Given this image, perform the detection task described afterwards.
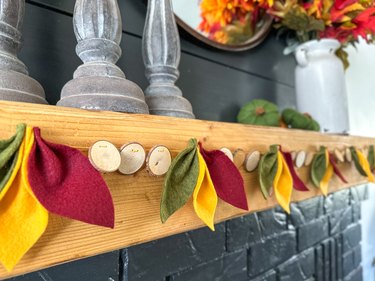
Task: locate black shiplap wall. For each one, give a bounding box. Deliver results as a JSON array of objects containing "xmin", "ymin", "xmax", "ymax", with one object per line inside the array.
[
  {"xmin": 6, "ymin": 1, "xmax": 363, "ymax": 281},
  {"xmin": 21, "ymin": 0, "xmax": 295, "ymax": 121}
]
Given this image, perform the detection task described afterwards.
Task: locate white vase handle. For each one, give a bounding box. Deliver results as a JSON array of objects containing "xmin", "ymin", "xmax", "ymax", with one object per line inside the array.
[{"xmin": 296, "ymin": 48, "xmax": 308, "ymax": 67}]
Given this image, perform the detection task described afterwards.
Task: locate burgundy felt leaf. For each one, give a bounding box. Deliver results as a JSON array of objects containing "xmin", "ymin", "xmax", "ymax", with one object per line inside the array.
[
  {"xmin": 281, "ymin": 150, "xmax": 309, "ymax": 192},
  {"xmin": 199, "ymin": 143, "xmax": 248, "ymax": 211},
  {"xmin": 329, "ymin": 153, "xmax": 348, "ymax": 183},
  {"xmin": 28, "ymin": 127, "xmax": 115, "ymax": 228}
]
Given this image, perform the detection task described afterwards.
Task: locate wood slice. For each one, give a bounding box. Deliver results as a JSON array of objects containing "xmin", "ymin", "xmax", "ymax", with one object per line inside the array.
[
  {"xmin": 233, "ymin": 148, "xmax": 246, "ymax": 168},
  {"xmin": 89, "ymin": 140, "xmax": 121, "ymax": 173},
  {"xmin": 220, "ymin": 147, "xmax": 233, "ymax": 161},
  {"xmin": 304, "ymin": 152, "xmax": 314, "ymax": 166},
  {"xmin": 146, "ymin": 145, "xmax": 172, "ymax": 176},
  {"xmin": 345, "ymin": 147, "xmax": 352, "ymax": 162},
  {"xmin": 295, "ymin": 151, "xmax": 306, "ymax": 168},
  {"xmin": 245, "ymin": 151, "xmax": 260, "ymax": 172},
  {"xmin": 334, "ymin": 149, "xmax": 345, "ymax": 163},
  {"xmin": 118, "ymin": 142, "xmax": 146, "ymax": 175}
]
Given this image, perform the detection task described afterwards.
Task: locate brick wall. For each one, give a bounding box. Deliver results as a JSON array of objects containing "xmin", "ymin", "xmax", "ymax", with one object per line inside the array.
[{"xmin": 122, "ymin": 185, "xmax": 368, "ymax": 281}]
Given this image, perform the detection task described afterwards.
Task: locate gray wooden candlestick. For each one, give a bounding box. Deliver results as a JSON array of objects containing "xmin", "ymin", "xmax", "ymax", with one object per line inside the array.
[
  {"xmin": 58, "ymin": 0, "xmax": 149, "ymax": 114},
  {"xmin": 142, "ymin": 0, "xmax": 194, "ymax": 119},
  {"xmin": 0, "ymin": 0, "xmax": 47, "ymax": 104}
]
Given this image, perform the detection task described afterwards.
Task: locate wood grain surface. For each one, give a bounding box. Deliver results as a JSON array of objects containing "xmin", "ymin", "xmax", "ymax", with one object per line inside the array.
[{"xmin": 0, "ymin": 101, "xmax": 373, "ymax": 278}]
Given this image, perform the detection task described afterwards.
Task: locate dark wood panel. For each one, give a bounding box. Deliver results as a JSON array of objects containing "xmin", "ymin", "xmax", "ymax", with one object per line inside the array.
[
  {"xmin": 20, "ymin": 4, "xmax": 295, "ymax": 122},
  {"xmin": 20, "ymin": 3, "xmax": 80, "ymax": 105},
  {"xmin": 27, "ymin": 0, "xmax": 296, "ymax": 86},
  {"xmin": 6, "ymin": 251, "xmax": 120, "ymax": 281},
  {"xmin": 26, "ymin": 0, "xmax": 75, "ymax": 14}
]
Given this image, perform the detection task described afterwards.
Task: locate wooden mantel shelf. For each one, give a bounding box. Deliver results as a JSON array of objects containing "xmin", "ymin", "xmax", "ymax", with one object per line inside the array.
[{"xmin": 0, "ymin": 101, "xmax": 373, "ymax": 278}]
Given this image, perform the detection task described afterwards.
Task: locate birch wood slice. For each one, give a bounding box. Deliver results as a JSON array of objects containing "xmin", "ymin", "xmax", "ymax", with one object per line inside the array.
[
  {"xmin": 146, "ymin": 145, "xmax": 172, "ymax": 176},
  {"xmin": 245, "ymin": 151, "xmax": 260, "ymax": 172},
  {"xmin": 118, "ymin": 142, "xmax": 146, "ymax": 175},
  {"xmin": 89, "ymin": 140, "xmax": 121, "ymax": 173},
  {"xmin": 345, "ymin": 148, "xmax": 352, "ymax": 162},
  {"xmin": 233, "ymin": 148, "xmax": 246, "ymax": 168},
  {"xmin": 304, "ymin": 152, "xmax": 314, "ymax": 166},
  {"xmin": 334, "ymin": 149, "xmax": 345, "ymax": 163},
  {"xmin": 220, "ymin": 147, "xmax": 233, "ymax": 161},
  {"xmin": 295, "ymin": 151, "xmax": 306, "ymax": 168}
]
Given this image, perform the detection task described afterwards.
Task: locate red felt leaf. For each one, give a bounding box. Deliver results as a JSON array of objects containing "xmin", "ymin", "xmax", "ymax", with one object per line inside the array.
[
  {"xmin": 280, "ymin": 150, "xmax": 309, "ymax": 192},
  {"xmin": 199, "ymin": 143, "xmax": 248, "ymax": 211},
  {"xmin": 329, "ymin": 153, "xmax": 348, "ymax": 184},
  {"xmin": 28, "ymin": 127, "xmax": 115, "ymax": 228}
]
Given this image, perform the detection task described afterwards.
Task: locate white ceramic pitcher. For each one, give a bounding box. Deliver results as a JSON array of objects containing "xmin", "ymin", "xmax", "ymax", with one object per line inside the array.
[{"xmin": 295, "ymin": 39, "xmax": 349, "ymax": 134}]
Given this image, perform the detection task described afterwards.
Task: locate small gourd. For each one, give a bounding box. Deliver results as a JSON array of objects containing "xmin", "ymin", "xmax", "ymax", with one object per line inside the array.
[
  {"xmin": 282, "ymin": 109, "xmax": 320, "ymax": 131},
  {"xmin": 237, "ymin": 99, "xmax": 280, "ymax": 127}
]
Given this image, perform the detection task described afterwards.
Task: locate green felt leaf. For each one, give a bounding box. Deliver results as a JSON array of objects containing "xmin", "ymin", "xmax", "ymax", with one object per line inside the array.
[
  {"xmin": 368, "ymin": 145, "xmax": 374, "ymax": 171},
  {"xmin": 350, "ymin": 146, "xmax": 367, "ymax": 176},
  {"xmin": 311, "ymin": 147, "xmax": 327, "ymax": 188},
  {"xmin": 282, "ymin": 108, "xmax": 320, "ymax": 131},
  {"xmin": 0, "ymin": 123, "xmax": 25, "ymax": 170},
  {"xmin": 259, "ymin": 145, "xmax": 279, "ymax": 199},
  {"xmin": 0, "ymin": 151, "xmax": 18, "ymax": 194},
  {"xmin": 160, "ymin": 138, "xmax": 199, "ymax": 223},
  {"xmin": 237, "ymin": 99, "xmax": 280, "ymax": 127}
]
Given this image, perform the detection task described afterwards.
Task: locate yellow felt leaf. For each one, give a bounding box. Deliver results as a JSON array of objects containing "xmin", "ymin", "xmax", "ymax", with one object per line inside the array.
[
  {"xmin": 274, "ymin": 151, "xmax": 293, "ymax": 214},
  {"xmin": 356, "ymin": 149, "xmax": 375, "ymax": 183},
  {"xmin": 319, "ymin": 149, "xmax": 333, "ymax": 196},
  {"xmin": 193, "ymin": 148, "xmax": 218, "ymax": 231},
  {"xmin": 0, "ymin": 127, "xmax": 49, "ymax": 271}
]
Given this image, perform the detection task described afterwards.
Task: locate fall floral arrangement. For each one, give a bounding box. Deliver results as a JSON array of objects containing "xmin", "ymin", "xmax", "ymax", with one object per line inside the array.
[
  {"xmin": 198, "ymin": 0, "xmax": 271, "ymax": 44},
  {"xmin": 199, "ymin": 0, "xmax": 375, "ymax": 64}
]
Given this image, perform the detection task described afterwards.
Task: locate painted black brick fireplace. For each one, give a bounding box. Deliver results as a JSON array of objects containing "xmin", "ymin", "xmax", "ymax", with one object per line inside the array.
[{"xmin": 121, "ymin": 185, "xmax": 366, "ymax": 281}]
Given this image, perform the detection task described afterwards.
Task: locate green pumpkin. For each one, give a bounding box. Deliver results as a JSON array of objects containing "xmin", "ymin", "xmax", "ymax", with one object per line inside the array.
[
  {"xmin": 237, "ymin": 99, "xmax": 280, "ymax": 127},
  {"xmin": 282, "ymin": 108, "xmax": 320, "ymax": 131}
]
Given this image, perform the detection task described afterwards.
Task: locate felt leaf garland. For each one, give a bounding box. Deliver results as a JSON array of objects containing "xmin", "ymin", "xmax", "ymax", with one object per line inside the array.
[
  {"xmin": 0, "ymin": 124, "xmax": 25, "ymax": 169},
  {"xmin": 160, "ymin": 139, "xmax": 199, "ymax": 223},
  {"xmin": 199, "ymin": 143, "xmax": 248, "ymax": 211},
  {"xmin": 311, "ymin": 147, "xmax": 328, "ymax": 190},
  {"xmin": 319, "ymin": 150, "xmax": 333, "ymax": 197},
  {"xmin": 0, "ymin": 124, "xmax": 25, "ymax": 195},
  {"xmin": 258, "ymin": 146, "xmax": 297, "ymax": 212},
  {"xmin": 0, "ymin": 127, "xmax": 48, "ymax": 272},
  {"xmin": 193, "ymin": 149, "xmax": 218, "ymax": 231},
  {"xmin": 350, "ymin": 146, "xmax": 375, "ymax": 182},
  {"xmin": 329, "ymin": 153, "xmax": 348, "ymax": 184},
  {"xmin": 350, "ymin": 146, "xmax": 367, "ymax": 176},
  {"xmin": 27, "ymin": 127, "xmax": 115, "ymax": 228},
  {"xmin": 311, "ymin": 147, "xmax": 347, "ymax": 196},
  {"xmin": 259, "ymin": 145, "xmax": 279, "ymax": 198},
  {"xmin": 0, "ymin": 153, "xmax": 18, "ymax": 196},
  {"xmin": 368, "ymin": 145, "xmax": 374, "ymax": 172},
  {"xmin": 281, "ymin": 149, "xmax": 309, "ymax": 192},
  {"xmin": 273, "ymin": 151, "xmax": 293, "ymax": 214}
]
